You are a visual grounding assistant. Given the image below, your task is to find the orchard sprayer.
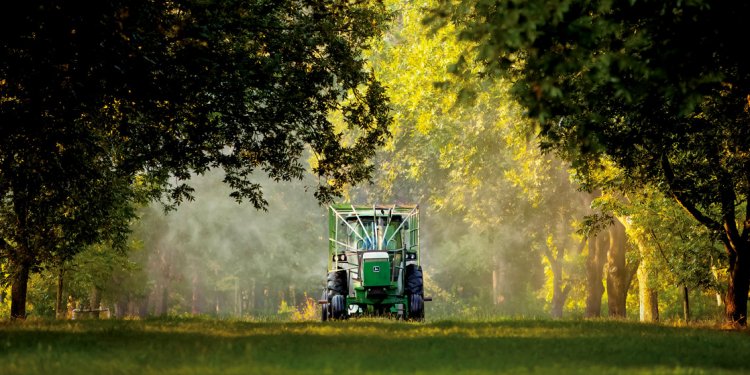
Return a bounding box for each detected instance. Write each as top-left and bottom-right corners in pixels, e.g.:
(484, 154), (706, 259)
(320, 204), (430, 321)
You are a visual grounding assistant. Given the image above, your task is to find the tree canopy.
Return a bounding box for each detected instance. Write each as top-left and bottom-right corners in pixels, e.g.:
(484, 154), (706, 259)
(0, 0), (390, 318)
(429, 0), (750, 324)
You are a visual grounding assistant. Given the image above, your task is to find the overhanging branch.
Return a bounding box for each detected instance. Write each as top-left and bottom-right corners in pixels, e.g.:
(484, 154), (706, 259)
(661, 153), (723, 233)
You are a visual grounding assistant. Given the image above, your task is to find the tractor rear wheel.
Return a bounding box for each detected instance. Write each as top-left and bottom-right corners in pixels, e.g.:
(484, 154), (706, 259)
(331, 294), (346, 320)
(408, 294), (424, 321)
(405, 264), (423, 295)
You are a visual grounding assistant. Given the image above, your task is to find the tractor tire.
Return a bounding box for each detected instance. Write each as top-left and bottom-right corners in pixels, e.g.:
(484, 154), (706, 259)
(331, 294), (346, 320)
(405, 264), (423, 295)
(408, 293), (424, 321)
(321, 291), (328, 322)
(327, 268), (348, 296)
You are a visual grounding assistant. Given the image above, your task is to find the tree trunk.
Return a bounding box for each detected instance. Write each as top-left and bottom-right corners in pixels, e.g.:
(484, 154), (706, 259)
(492, 267), (498, 305)
(191, 274), (201, 315)
(263, 285), (270, 312)
(634, 236), (658, 322)
(10, 259), (31, 320)
(290, 285), (297, 306)
(90, 287), (102, 310)
(138, 297), (149, 318)
(160, 286), (169, 316)
(585, 233), (608, 317)
(661, 155), (748, 326)
(56, 266), (65, 319)
(551, 278), (571, 319)
(725, 243), (749, 325)
(549, 256), (571, 319)
(215, 292), (220, 315)
(550, 260), (564, 319)
(492, 255), (509, 306)
(637, 266), (659, 322)
(682, 285), (690, 323)
(115, 298), (128, 319)
(606, 219), (628, 318)
(249, 278), (256, 313)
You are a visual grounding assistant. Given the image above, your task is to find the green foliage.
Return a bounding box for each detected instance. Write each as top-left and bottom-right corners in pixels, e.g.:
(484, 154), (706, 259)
(2, 0), (393, 206)
(1, 0), (393, 318)
(345, 0), (595, 318)
(67, 242), (148, 310)
(618, 188), (725, 291)
(428, 0), (750, 230)
(430, 0), (750, 322)
(20, 241), (147, 318)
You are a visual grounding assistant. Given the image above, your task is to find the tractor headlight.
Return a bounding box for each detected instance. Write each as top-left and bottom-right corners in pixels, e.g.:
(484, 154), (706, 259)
(333, 253), (347, 262)
(406, 253), (417, 260)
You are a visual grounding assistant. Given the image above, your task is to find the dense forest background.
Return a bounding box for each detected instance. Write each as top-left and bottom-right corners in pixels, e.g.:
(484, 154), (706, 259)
(2, 0), (747, 325)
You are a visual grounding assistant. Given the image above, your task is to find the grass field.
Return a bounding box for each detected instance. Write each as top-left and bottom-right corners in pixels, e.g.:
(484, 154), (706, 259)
(1, 318), (748, 374)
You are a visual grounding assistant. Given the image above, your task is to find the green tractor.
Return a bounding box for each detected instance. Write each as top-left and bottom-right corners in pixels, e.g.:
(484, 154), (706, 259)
(320, 204), (429, 321)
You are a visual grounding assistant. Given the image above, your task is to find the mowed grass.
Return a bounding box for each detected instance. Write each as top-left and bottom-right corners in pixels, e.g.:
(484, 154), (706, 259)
(1, 318), (749, 374)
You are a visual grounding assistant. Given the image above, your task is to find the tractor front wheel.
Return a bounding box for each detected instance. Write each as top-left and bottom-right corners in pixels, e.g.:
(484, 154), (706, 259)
(327, 269), (348, 296)
(331, 294), (347, 320)
(408, 294), (424, 321)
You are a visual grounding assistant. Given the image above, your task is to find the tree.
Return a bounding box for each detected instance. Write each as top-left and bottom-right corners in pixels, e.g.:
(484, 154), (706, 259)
(594, 185), (725, 321)
(356, 0), (596, 318)
(431, 0), (750, 325)
(0, 0), (390, 319)
(0, 133), (136, 319)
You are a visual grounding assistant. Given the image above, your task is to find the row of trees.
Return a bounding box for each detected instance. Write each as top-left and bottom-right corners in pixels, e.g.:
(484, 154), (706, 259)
(423, 0), (749, 323)
(1, 0), (390, 319)
(7, 172), (327, 319)
(347, 0), (734, 322)
(2, 0), (748, 325)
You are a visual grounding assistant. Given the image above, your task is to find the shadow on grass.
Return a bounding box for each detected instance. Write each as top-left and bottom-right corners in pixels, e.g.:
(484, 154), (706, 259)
(1, 319), (748, 374)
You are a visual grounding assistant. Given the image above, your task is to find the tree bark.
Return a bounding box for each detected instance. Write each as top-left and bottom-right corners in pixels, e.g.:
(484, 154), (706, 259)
(191, 274), (201, 315)
(115, 298), (128, 319)
(585, 232), (608, 317)
(550, 278), (571, 319)
(215, 291), (220, 315)
(628, 232), (659, 322)
(249, 278), (256, 313)
(637, 265), (659, 322)
(90, 287), (102, 310)
(725, 243), (749, 325)
(548, 250), (571, 319)
(547, 206), (577, 319)
(606, 219), (628, 318)
(682, 285), (690, 323)
(160, 285), (169, 316)
(138, 297), (148, 318)
(10, 258), (31, 320)
(492, 268), (498, 305)
(56, 266), (65, 319)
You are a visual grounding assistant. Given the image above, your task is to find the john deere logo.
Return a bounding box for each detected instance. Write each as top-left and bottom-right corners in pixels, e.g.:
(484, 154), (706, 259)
(372, 266), (380, 272)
